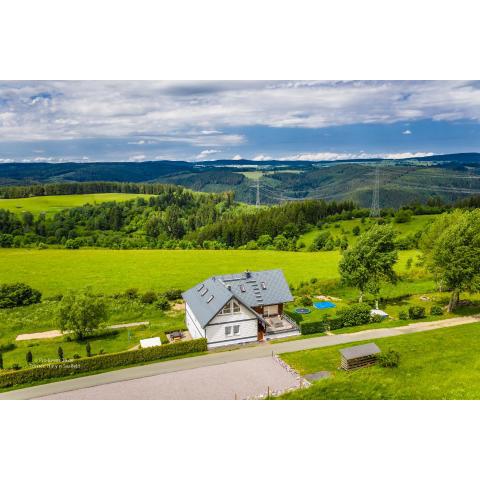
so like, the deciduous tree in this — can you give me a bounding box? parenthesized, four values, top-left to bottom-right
(339, 224, 398, 304)
(58, 288, 108, 340)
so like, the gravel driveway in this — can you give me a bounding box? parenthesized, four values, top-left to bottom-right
(37, 357, 300, 400)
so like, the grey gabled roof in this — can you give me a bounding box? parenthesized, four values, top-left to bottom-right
(340, 343, 381, 360)
(182, 269, 293, 328)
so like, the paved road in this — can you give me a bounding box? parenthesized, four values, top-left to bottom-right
(35, 357, 300, 400)
(1, 315, 478, 400)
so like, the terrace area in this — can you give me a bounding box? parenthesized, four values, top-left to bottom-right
(264, 313, 300, 336)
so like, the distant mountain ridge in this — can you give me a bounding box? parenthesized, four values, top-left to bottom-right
(1, 152, 480, 207)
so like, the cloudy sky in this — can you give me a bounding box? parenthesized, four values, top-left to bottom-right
(1, 80, 480, 163)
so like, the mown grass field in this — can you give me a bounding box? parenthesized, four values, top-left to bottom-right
(279, 322, 480, 399)
(298, 214, 438, 248)
(0, 298, 185, 370)
(0, 248, 421, 296)
(0, 193, 153, 216)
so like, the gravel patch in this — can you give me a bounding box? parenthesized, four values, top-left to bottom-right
(37, 357, 301, 400)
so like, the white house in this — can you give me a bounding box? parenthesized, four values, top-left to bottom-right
(182, 269, 300, 348)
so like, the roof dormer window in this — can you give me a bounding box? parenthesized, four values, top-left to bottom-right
(207, 295, 214, 303)
(261, 281, 267, 290)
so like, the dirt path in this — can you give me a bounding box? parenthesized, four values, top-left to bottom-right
(15, 322, 149, 341)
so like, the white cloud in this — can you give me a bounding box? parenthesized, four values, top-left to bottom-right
(201, 130, 221, 135)
(0, 81, 479, 143)
(279, 151, 435, 161)
(196, 149, 221, 159)
(232, 154, 243, 160)
(253, 154, 273, 161)
(129, 154, 146, 161)
(402, 129, 412, 135)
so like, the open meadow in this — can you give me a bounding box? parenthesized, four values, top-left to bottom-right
(0, 248, 421, 296)
(0, 193, 153, 216)
(279, 322, 480, 400)
(298, 214, 438, 248)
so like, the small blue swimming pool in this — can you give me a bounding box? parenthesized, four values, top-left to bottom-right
(313, 301, 336, 309)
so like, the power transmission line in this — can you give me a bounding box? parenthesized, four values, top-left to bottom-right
(369, 163, 380, 217)
(255, 172, 260, 207)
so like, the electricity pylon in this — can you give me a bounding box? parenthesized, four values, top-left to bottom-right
(369, 163, 380, 217)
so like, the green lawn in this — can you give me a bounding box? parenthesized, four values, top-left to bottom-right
(0, 248, 420, 296)
(0, 193, 153, 216)
(298, 214, 438, 249)
(279, 322, 480, 399)
(0, 298, 185, 369)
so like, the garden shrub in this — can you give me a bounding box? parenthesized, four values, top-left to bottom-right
(300, 320, 326, 335)
(299, 296, 313, 307)
(398, 310, 408, 321)
(140, 290, 157, 304)
(123, 288, 139, 300)
(430, 305, 443, 316)
(0, 338, 208, 388)
(0, 283, 42, 309)
(377, 349, 400, 368)
(327, 316, 345, 330)
(164, 289, 182, 301)
(155, 296, 170, 311)
(335, 303, 372, 327)
(408, 305, 426, 319)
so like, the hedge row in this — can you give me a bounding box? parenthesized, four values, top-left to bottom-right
(300, 320, 326, 335)
(299, 317, 345, 334)
(299, 304, 383, 335)
(0, 338, 208, 388)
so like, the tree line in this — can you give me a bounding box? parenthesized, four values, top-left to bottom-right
(0, 181, 204, 199)
(0, 185, 235, 249)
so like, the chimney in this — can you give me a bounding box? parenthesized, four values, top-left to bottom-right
(227, 285, 232, 291)
(245, 270, 251, 278)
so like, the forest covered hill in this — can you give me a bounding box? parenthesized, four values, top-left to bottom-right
(1, 152, 480, 207)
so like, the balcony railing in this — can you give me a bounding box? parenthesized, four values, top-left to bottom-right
(264, 312, 300, 333)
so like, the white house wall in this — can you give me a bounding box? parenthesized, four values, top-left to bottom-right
(185, 303, 206, 339)
(205, 300, 258, 347)
(205, 318, 258, 348)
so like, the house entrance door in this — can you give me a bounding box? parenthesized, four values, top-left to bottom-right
(257, 320, 266, 341)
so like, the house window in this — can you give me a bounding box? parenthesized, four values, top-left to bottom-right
(221, 303, 231, 315)
(264, 305, 279, 316)
(225, 326, 232, 336)
(220, 300, 241, 315)
(233, 325, 240, 335)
